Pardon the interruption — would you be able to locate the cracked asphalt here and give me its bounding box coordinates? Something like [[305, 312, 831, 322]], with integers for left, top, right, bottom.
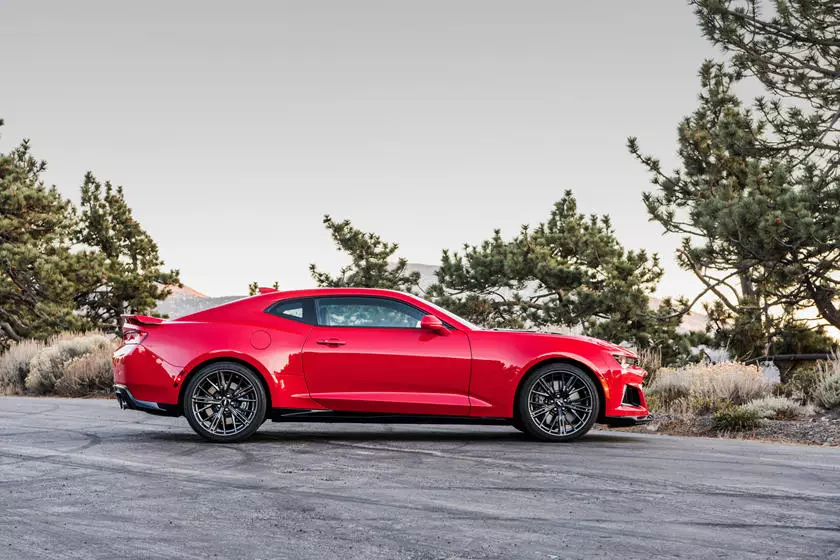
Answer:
[[0, 397, 838, 560]]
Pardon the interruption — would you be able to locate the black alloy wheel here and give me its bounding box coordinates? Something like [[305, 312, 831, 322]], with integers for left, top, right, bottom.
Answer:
[[183, 361, 267, 443], [516, 363, 599, 442]]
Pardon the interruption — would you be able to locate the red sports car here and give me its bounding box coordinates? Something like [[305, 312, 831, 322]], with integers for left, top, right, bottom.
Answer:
[[113, 288, 650, 443]]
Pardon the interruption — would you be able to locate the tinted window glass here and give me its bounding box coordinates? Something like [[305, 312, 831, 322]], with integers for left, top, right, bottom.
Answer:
[[266, 299, 313, 324], [315, 296, 426, 328]]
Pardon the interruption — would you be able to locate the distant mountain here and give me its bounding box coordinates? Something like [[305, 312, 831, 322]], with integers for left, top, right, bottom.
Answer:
[[155, 285, 243, 319]]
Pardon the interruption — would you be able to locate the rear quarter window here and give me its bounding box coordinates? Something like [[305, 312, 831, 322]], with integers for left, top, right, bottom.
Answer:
[[265, 298, 315, 325]]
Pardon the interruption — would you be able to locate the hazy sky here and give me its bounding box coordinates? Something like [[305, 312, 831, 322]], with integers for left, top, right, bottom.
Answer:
[[1, 1, 718, 297]]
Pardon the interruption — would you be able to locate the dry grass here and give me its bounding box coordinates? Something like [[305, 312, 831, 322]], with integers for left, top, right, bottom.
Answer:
[[53, 343, 117, 397], [648, 361, 772, 408], [25, 332, 115, 394], [814, 352, 840, 410], [638, 348, 662, 386], [0, 339, 46, 395]]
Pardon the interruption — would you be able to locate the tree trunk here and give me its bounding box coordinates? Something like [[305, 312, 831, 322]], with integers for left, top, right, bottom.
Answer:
[[809, 284, 840, 330], [0, 321, 22, 343]]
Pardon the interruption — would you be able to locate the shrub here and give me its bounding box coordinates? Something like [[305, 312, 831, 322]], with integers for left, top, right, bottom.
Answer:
[[742, 396, 811, 420], [777, 367, 825, 404], [712, 406, 762, 432], [688, 396, 732, 415], [813, 352, 840, 410], [53, 343, 117, 397], [25, 332, 114, 394], [0, 339, 46, 395], [648, 361, 771, 408], [815, 373, 840, 410]]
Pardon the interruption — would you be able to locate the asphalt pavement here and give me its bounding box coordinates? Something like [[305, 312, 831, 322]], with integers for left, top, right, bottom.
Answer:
[[0, 396, 838, 559]]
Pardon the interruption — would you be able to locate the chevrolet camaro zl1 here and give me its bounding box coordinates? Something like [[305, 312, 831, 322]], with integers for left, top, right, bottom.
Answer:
[[113, 288, 650, 442]]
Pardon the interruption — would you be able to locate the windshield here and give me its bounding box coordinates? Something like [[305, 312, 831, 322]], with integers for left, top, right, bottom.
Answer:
[[411, 294, 482, 330]]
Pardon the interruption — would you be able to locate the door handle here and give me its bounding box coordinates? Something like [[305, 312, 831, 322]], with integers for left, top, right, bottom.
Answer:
[[316, 338, 346, 346]]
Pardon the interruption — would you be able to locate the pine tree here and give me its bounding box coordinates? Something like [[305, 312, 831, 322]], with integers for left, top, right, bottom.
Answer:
[[629, 61, 839, 357], [693, 0, 839, 164], [427, 191, 688, 360], [691, 0, 840, 333], [0, 123, 91, 345], [75, 172, 180, 331], [310, 215, 420, 291]]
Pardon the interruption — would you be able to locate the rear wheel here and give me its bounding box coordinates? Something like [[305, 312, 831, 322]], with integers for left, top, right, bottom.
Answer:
[[516, 363, 599, 442], [183, 362, 267, 443]]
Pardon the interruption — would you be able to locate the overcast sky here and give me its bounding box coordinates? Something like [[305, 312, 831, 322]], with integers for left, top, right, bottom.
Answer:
[[1, 1, 718, 297]]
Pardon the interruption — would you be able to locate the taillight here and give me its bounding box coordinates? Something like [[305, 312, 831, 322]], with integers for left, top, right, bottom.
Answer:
[[123, 329, 147, 345]]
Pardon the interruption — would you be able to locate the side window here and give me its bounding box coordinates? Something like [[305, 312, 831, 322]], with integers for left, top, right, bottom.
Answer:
[[266, 298, 314, 325], [315, 296, 426, 328]]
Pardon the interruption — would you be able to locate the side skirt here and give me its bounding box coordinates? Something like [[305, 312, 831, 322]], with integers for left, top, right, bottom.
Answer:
[[268, 408, 512, 425]]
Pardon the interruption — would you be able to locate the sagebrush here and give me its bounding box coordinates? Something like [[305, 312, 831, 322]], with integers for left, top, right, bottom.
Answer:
[[814, 352, 840, 410], [53, 344, 116, 397], [24, 332, 114, 394], [0, 339, 46, 395], [742, 396, 811, 420]]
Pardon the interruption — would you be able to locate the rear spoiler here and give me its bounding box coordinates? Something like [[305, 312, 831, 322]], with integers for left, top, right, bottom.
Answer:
[[122, 315, 165, 327]]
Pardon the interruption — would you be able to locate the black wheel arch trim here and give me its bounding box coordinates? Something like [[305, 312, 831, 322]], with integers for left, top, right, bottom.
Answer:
[[176, 356, 273, 415]]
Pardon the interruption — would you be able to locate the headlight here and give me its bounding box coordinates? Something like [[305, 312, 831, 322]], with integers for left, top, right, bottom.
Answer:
[[611, 354, 639, 370]]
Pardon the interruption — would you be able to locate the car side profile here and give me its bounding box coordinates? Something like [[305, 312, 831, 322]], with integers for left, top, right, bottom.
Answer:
[[113, 288, 650, 442]]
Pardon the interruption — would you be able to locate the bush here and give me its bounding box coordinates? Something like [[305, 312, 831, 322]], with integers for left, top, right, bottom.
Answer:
[[812, 353, 840, 410], [777, 367, 825, 404], [688, 396, 733, 415], [0, 339, 46, 395], [53, 344, 116, 397], [742, 396, 811, 420], [648, 361, 771, 409], [25, 332, 114, 394], [712, 406, 762, 432], [815, 373, 840, 410]]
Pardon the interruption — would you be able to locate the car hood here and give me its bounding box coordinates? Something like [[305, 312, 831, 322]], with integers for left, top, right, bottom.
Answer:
[[487, 329, 634, 356]]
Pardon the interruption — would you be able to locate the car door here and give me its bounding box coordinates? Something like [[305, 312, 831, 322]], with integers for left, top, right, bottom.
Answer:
[[301, 295, 472, 416]]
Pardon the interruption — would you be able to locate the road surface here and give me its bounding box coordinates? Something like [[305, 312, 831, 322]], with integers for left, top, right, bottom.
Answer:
[[0, 397, 838, 559]]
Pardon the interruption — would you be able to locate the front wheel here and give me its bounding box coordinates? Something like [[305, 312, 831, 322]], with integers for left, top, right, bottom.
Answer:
[[516, 364, 600, 442], [183, 362, 267, 443]]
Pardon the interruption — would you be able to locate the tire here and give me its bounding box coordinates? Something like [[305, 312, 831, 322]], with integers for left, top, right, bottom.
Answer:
[[516, 363, 600, 442], [183, 361, 267, 443]]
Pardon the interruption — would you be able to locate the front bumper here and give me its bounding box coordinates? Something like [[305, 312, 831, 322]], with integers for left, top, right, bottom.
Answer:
[[114, 384, 179, 417], [601, 414, 653, 427]]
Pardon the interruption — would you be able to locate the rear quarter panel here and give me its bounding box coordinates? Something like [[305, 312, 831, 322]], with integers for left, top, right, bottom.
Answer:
[[138, 311, 324, 410]]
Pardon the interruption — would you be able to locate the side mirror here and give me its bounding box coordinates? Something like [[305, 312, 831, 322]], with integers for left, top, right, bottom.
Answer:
[[420, 314, 449, 335]]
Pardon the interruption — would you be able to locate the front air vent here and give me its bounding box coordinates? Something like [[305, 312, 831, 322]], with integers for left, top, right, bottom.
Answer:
[[622, 385, 642, 407]]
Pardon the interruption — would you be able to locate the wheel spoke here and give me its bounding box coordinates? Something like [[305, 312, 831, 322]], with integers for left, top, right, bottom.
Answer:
[[565, 402, 591, 413], [232, 385, 255, 399], [537, 378, 554, 396]]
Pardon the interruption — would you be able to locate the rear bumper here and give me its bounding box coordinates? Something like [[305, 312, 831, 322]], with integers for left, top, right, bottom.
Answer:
[[601, 414, 653, 427], [113, 343, 182, 405], [114, 384, 179, 417]]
